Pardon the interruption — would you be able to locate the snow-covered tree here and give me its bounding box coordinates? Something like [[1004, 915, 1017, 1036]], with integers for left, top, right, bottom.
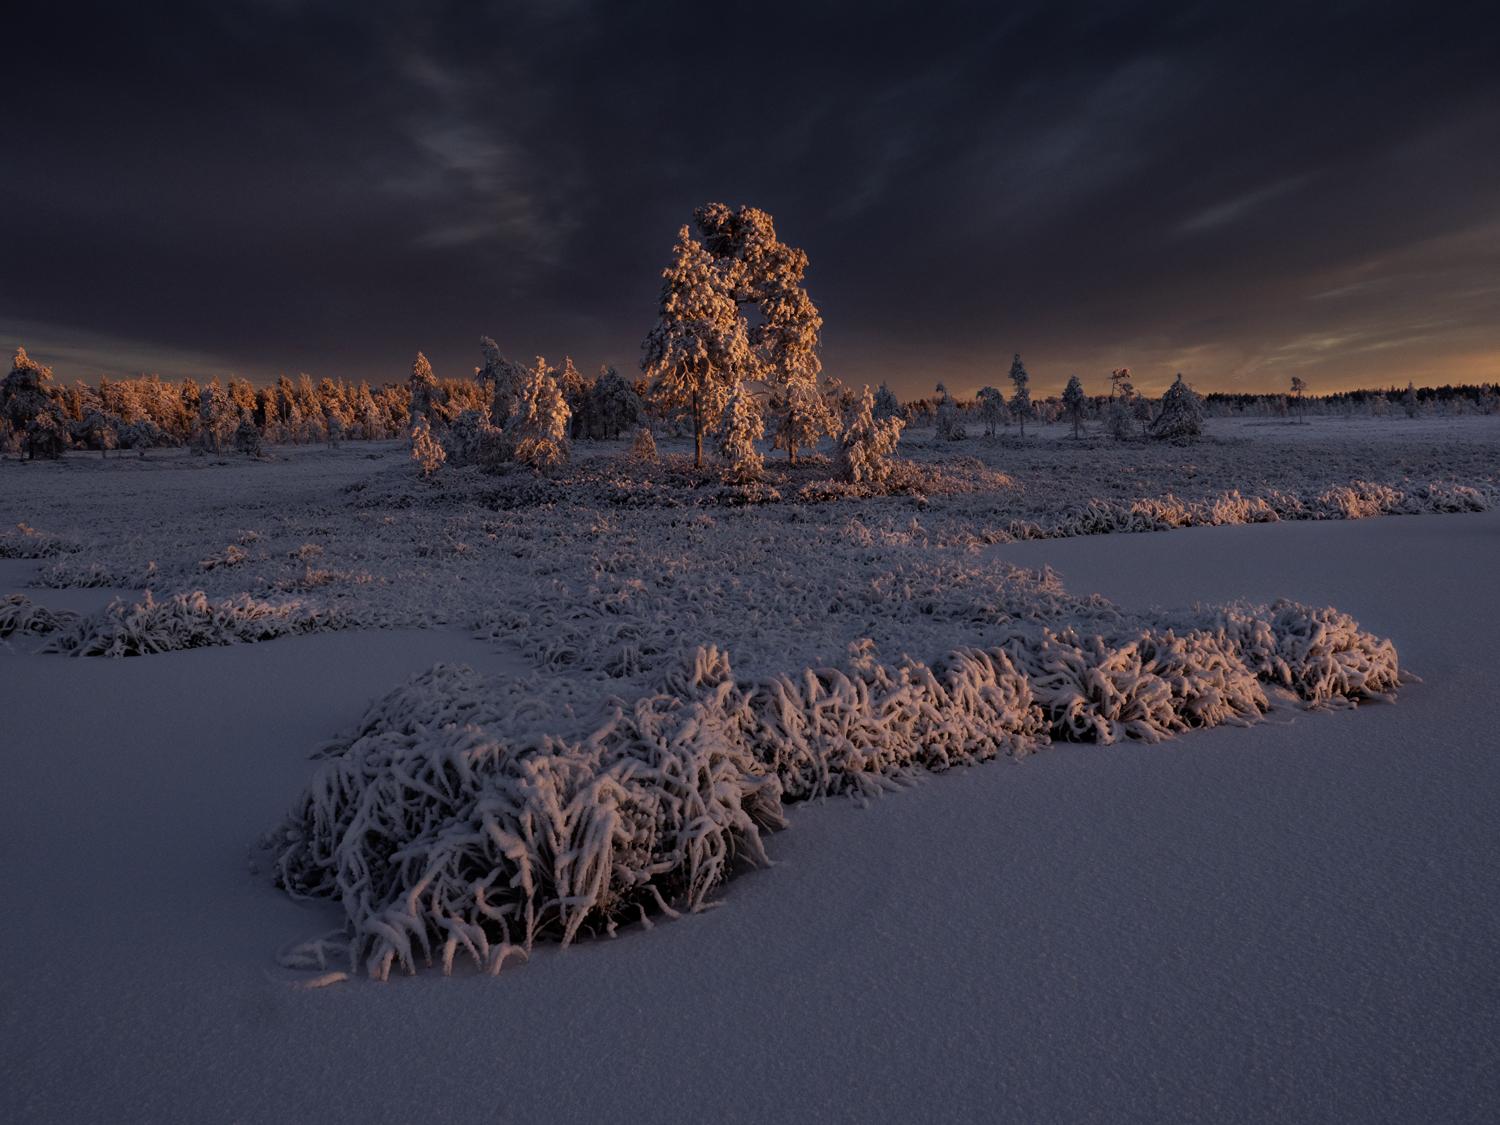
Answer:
[[873, 382, 901, 422], [976, 386, 1005, 436], [1008, 354, 1033, 437], [715, 379, 765, 483], [195, 379, 234, 454], [1401, 382, 1420, 418], [585, 366, 644, 440], [410, 415, 446, 477], [935, 383, 966, 440], [772, 369, 836, 463], [477, 337, 525, 428], [1150, 374, 1205, 440], [641, 226, 752, 467], [2, 347, 69, 460], [555, 356, 588, 439], [76, 407, 119, 457], [1289, 376, 1307, 422], [1062, 374, 1087, 438], [408, 352, 438, 432], [838, 384, 906, 485], [508, 357, 571, 472], [234, 413, 263, 456]]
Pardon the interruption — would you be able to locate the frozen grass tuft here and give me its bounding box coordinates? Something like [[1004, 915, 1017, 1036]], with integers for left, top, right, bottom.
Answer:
[[43, 590, 348, 656], [271, 592, 1397, 980]]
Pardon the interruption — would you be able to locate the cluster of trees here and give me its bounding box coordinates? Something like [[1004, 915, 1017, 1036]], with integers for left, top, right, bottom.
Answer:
[[0, 347, 424, 460], [1204, 381, 1500, 419]]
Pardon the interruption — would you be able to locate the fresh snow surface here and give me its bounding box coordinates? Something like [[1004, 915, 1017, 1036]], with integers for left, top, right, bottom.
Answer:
[[3, 504, 1497, 1123]]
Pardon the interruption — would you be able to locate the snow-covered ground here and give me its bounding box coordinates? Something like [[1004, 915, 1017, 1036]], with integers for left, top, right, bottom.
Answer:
[[3, 418, 1497, 1121]]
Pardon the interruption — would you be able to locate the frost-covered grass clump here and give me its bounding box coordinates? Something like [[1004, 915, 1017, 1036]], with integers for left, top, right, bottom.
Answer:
[[0, 594, 79, 638], [44, 590, 348, 656], [270, 593, 1398, 980]]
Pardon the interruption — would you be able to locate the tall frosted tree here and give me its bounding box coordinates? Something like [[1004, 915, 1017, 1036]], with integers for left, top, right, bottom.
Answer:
[[1062, 374, 1087, 438], [478, 337, 524, 427], [408, 352, 438, 432], [693, 203, 829, 462], [1008, 354, 1033, 437], [641, 226, 751, 467], [872, 382, 902, 422]]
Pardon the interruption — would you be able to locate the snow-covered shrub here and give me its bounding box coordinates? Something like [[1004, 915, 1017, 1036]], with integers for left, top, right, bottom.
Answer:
[[629, 426, 659, 463], [1150, 375, 1205, 441], [442, 409, 509, 469], [410, 416, 446, 477], [715, 379, 764, 483], [43, 591, 346, 656], [0, 595, 78, 638], [838, 385, 905, 485]]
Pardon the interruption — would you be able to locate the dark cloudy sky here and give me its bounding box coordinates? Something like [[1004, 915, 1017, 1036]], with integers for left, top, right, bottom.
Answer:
[[4, 0, 1498, 396]]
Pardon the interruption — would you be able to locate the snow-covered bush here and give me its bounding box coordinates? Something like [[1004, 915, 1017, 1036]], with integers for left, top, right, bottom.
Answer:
[[716, 379, 765, 483], [838, 385, 905, 485], [442, 409, 508, 469], [1150, 374, 1205, 441], [629, 426, 659, 463]]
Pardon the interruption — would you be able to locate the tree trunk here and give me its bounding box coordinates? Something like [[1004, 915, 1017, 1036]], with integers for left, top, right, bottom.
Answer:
[[692, 391, 702, 467]]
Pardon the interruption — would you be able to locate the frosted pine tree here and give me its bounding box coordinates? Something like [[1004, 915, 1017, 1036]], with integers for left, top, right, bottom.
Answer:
[[641, 226, 752, 467], [3, 347, 69, 459], [1008, 354, 1033, 437], [976, 386, 1005, 436], [1149, 374, 1205, 440], [873, 382, 902, 421], [234, 412, 263, 456], [1062, 374, 1087, 438], [195, 379, 234, 454], [410, 415, 446, 477], [586, 366, 644, 440], [716, 378, 765, 483], [408, 352, 438, 433], [935, 383, 966, 440], [508, 357, 571, 471], [838, 385, 906, 485], [477, 338, 525, 427]]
